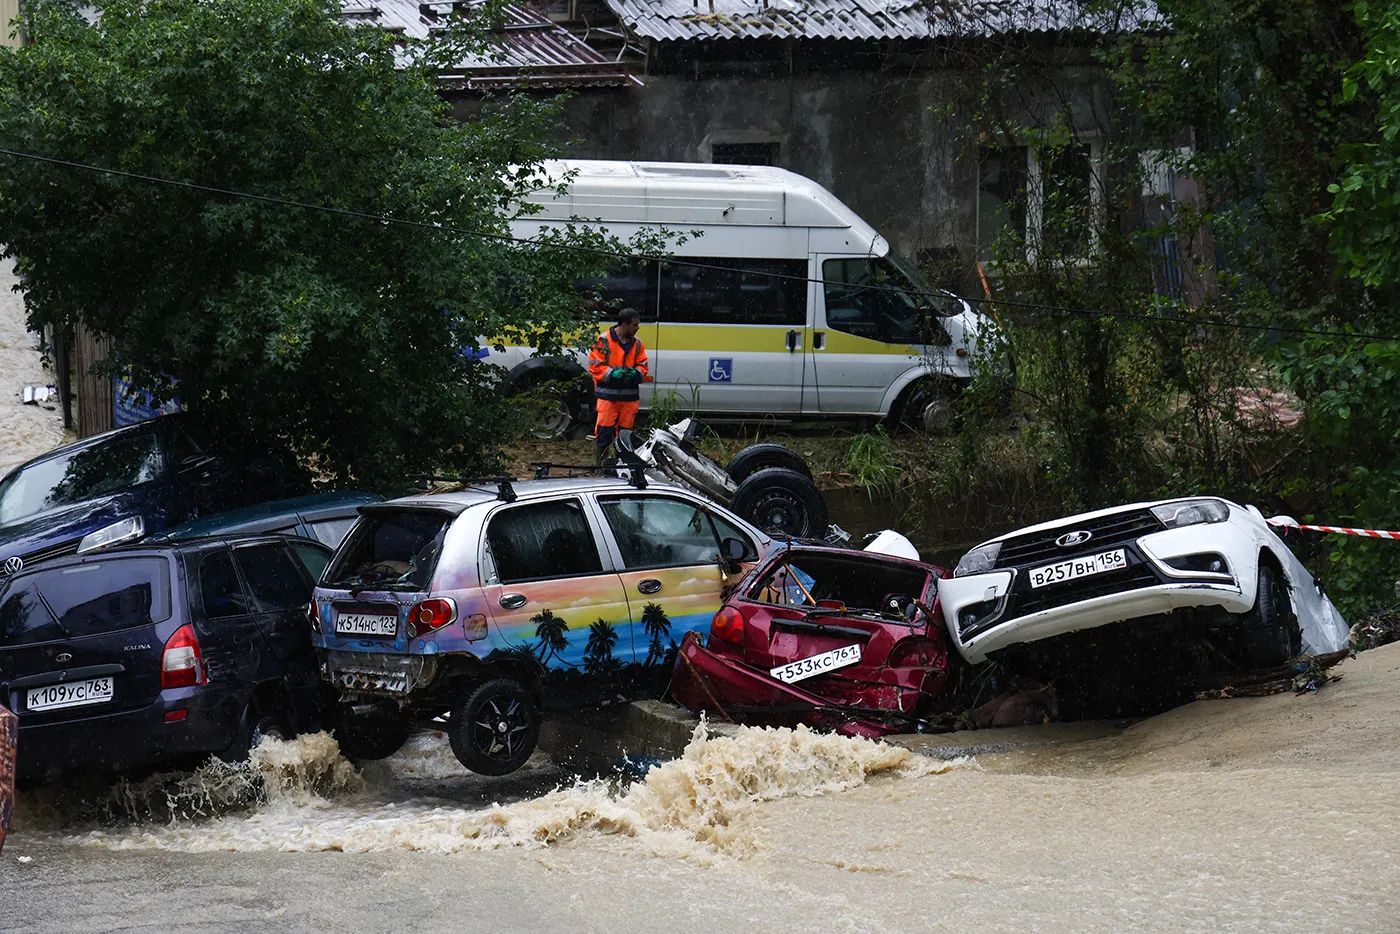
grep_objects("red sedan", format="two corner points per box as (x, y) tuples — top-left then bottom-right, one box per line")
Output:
(672, 545), (956, 737)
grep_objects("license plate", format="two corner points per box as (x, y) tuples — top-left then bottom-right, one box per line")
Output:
(26, 677), (114, 712)
(1028, 549), (1129, 589)
(335, 613), (398, 636)
(770, 644), (863, 684)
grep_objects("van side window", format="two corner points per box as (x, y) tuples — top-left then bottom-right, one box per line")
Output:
(659, 258), (806, 326)
(578, 261), (658, 321)
(823, 257), (956, 346)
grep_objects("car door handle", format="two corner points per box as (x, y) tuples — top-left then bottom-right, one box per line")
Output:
(499, 593), (528, 610)
(637, 579), (663, 595)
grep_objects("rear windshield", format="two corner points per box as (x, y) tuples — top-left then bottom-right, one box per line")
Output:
(0, 557), (173, 646)
(0, 431), (163, 525)
(749, 552), (930, 615)
(322, 510), (451, 592)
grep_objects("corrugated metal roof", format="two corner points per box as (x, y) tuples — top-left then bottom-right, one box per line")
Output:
(340, 1), (644, 89)
(600, 0), (1154, 42)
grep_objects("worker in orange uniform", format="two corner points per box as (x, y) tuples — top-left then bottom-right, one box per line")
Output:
(588, 307), (650, 458)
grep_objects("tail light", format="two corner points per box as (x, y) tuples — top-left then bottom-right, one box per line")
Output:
(407, 598), (457, 639)
(307, 601), (319, 633)
(162, 624), (207, 689)
(887, 637), (945, 670)
(709, 606), (745, 645)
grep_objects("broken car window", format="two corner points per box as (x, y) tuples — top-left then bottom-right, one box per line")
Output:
(323, 510), (451, 592)
(751, 552), (930, 617)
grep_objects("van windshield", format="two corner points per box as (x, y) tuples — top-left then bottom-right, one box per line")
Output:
(323, 510), (451, 592)
(822, 256), (960, 345)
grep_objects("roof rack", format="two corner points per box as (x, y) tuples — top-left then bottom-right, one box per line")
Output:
(529, 459), (648, 490)
(409, 474), (518, 502)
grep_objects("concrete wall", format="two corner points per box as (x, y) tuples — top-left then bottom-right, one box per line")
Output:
(457, 56), (1114, 289)
(0, 0), (19, 47)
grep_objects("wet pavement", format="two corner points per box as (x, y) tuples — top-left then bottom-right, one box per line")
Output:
(4, 644), (1398, 933)
(0, 257), (67, 475)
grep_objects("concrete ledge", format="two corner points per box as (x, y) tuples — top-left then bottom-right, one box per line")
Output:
(538, 700), (740, 773)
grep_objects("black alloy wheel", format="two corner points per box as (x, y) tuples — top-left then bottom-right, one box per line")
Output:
(449, 678), (541, 776)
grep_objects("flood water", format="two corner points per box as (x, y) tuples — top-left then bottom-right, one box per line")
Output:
(6, 644), (1400, 933)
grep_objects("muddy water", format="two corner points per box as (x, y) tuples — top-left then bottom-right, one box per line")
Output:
(6, 646), (1399, 933)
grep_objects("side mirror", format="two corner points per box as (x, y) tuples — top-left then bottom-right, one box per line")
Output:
(719, 537), (747, 574)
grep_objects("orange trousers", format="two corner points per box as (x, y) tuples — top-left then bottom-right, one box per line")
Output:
(595, 398), (639, 433)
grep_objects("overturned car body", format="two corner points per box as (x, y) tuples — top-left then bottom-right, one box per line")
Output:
(672, 545), (954, 737)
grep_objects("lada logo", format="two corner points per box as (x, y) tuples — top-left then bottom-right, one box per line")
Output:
(2, 556), (22, 575)
(55, 652), (72, 663)
(1055, 530), (1093, 548)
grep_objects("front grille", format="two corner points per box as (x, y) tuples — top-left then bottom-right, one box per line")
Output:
(16, 538), (81, 567)
(996, 509), (1164, 569)
(1012, 564), (1161, 616)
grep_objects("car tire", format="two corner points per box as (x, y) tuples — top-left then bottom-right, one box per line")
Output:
(218, 705), (294, 764)
(333, 706), (410, 762)
(731, 467), (829, 538)
(1240, 563), (1301, 668)
(892, 378), (958, 434)
(726, 443), (814, 484)
(448, 678), (541, 777)
(512, 368), (594, 441)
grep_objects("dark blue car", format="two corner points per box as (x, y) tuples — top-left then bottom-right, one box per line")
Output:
(0, 535), (332, 779)
(151, 492), (383, 555)
(0, 415), (309, 578)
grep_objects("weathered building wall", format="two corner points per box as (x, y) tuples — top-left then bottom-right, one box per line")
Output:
(455, 57), (1113, 289)
(0, 0), (19, 47)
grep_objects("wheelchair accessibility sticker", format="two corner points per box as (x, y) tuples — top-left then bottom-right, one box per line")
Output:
(709, 358), (733, 383)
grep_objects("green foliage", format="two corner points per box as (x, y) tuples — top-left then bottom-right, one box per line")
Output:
(846, 428), (898, 496)
(0, 0), (653, 491)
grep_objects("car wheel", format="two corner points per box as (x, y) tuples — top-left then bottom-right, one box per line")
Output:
(892, 378), (957, 434)
(731, 467), (829, 538)
(449, 678), (541, 776)
(1240, 564), (1301, 668)
(218, 705), (293, 764)
(725, 443), (814, 484)
(333, 706), (410, 762)
(513, 369), (593, 441)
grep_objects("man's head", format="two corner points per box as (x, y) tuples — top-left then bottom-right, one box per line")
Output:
(615, 307), (641, 340)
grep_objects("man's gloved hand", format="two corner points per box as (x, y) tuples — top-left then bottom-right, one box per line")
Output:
(609, 366), (641, 385)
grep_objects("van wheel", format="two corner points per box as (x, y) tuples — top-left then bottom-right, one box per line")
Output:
(449, 678), (540, 776)
(1240, 564), (1301, 668)
(726, 443), (814, 484)
(893, 379), (958, 434)
(334, 706), (410, 762)
(731, 467), (829, 538)
(513, 369), (593, 440)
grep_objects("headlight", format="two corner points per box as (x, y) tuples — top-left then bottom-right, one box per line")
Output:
(76, 516), (146, 554)
(1150, 499), (1230, 529)
(954, 542), (1001, 577)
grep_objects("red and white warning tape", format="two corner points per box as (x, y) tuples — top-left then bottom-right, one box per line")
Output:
(1267, 516), (1400, 540)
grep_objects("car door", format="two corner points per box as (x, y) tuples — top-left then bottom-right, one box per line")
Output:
(231, 541), (319, 675)
(479, 497), (635, 672)
(592, 493), (745, 663)
(190, 546), (267, 686)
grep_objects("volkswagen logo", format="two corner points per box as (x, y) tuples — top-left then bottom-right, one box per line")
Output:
(55, 652), (72, 664)
(1055, 530), (1093, 548)
(2, 556), (22, 575)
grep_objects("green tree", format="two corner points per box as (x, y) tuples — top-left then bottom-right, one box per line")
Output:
(583, 618), (618, 675)
(531, 609), (569, 665)
(0, 0), (651, 490)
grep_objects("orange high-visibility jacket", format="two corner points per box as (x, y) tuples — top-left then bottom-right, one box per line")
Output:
(588, 327), (649, 402)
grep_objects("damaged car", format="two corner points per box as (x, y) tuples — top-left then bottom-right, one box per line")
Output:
(937, 497), (1350, 709)
(671, 544), (955, 737)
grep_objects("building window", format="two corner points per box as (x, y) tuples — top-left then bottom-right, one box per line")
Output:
(710, 142), (780, 166)
(978, 140), (1102, 262)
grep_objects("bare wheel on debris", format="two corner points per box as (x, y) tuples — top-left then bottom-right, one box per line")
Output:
(449, 677), (541, 776)
(731, 467), (829, 539)
(725, 443), (814, 484)
(1240, 563), (1302, 668)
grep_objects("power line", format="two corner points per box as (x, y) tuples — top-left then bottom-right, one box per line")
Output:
(2, 145), (1398, 345)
